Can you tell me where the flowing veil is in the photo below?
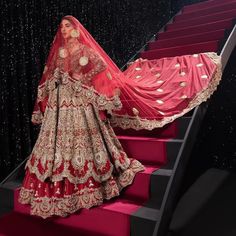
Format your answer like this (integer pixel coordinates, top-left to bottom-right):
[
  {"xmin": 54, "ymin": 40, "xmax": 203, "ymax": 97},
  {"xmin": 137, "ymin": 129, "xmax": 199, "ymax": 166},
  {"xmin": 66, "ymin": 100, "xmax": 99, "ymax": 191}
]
[{"xmin": 35, "ymin": 15, "xmax": 222, "ymax": 130}]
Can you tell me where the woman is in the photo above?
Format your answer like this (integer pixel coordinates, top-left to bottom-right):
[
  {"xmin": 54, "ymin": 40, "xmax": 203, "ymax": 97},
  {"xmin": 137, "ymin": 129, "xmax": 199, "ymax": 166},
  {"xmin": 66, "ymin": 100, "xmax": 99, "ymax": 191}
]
[
  {"xmin": 19, "ymin": 16, "xmax": 144, "ymax": 219},
  {"xmin": 19, "ymin": 15, "xmax": 221, "ymax": 218}
]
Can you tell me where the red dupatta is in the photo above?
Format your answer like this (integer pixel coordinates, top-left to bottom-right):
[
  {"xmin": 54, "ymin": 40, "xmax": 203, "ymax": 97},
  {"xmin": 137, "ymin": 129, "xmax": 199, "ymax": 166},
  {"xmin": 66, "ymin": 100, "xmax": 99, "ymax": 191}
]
[{"xmin": 32, "ymin": 15, "xmax": 222, "ymax": 130}]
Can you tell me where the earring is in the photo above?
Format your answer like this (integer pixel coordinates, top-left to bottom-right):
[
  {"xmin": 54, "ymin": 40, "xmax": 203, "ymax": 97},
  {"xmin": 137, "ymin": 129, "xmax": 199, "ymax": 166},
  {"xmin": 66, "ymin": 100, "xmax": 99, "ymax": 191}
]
[{"xmin": 71, "ymin": 29, "xmax": 80, "ymax": 38}]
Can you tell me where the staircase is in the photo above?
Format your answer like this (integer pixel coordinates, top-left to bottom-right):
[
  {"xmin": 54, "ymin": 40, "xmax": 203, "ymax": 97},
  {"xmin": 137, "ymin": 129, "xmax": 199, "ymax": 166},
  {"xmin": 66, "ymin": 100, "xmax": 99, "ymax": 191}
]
[{"xmin": 0, "ymin": 0, "xmax": 236, "ymax": 236}]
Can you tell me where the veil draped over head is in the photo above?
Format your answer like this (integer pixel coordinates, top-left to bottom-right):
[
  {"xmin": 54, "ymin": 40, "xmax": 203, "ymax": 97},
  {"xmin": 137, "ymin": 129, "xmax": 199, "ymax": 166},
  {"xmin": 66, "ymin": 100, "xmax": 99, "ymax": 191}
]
[
  {"xmin": 34, "ymin": 15, "xmax": 222, "ymax": 130},
  {"xmin": 40, "ymin": 15, "xmax": 123, "ymax": 96}
]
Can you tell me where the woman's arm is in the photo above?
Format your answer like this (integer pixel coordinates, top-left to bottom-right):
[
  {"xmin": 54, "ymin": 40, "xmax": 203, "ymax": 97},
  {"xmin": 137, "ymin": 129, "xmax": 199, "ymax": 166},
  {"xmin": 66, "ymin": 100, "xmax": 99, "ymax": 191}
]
[{"xmin": 72, "ymin": 45, "xmax": 107, "ymax": 83}]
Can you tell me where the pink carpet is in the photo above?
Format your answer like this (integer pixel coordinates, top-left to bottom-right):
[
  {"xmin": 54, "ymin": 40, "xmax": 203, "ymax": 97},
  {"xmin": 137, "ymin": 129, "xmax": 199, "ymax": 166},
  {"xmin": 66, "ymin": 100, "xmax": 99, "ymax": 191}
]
[
  {"xmin": 118, "ymin": 136, "xmax": 167, "ymax": 165},
  {"xmin": 158, "ymin": 19, "xmax": 233, "ymax": 39},
  {"xmin": 141, "ymin": 41, "xmax": 219, "ymax": 60},
  {"xmin": 176, "ymin": 2, "xmax": 236, "ymax": 21},
  {"xmin": 12, "ymin": 189, "xmax": 144, "ymax": 236},
  {"xmin": 114, "ymin": 120, "xmax": 177, "ymax": 138},
  {"xmin": 167, "ymin": 13, "xmax": 236, "ymax": 30},
  {"xmin": 182, "ymin": 0, "xmax": 236, "ymax": 13},
  {"xmin": 149, "ymin": 30, "xmax": 225, "ymax": 50}
]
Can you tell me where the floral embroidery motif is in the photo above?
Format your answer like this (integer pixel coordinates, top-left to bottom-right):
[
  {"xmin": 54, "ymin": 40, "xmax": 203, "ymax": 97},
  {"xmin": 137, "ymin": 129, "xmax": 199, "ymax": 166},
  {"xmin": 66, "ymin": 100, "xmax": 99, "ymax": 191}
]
[
  {"xmin": 79, "ymin": 56, "xmax": 89, "ymax": 66},
  {"xmin": 20, "ymin": 41, "xmax": 144, "ymax": 218},
  {"xmin": 59, "ymin": 48, "xmax": 68, "ymax": 58}
]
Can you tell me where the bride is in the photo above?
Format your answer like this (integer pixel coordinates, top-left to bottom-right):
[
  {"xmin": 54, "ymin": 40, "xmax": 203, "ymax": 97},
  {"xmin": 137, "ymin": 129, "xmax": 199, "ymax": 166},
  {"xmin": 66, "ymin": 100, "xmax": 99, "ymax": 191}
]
[{"xmin": 19, "ymin": 15, "xmax": 221, "ymax": 218}]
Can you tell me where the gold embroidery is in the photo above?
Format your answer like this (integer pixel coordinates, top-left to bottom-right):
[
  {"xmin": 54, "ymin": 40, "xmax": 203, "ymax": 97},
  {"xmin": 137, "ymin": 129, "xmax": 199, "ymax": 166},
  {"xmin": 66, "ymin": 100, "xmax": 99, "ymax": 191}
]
[
  {"xmin": 132, "ymin": 108, "xmax": 139, "ymax": 116},
  {"xmin": 156, "ymin": 100, "xmax": 164, "ymax": 104},
  {"xmin": 79, "ymin": 56, "xmax": 89, "ymax": 66},
  {"xmin": 43, "ymin": 66, "xmax": 48, "ymax": 74},
  {"xmin": 31, "ymin": 110, "xmax": 43, "ymax": 124},
  {"xmin": 19, "ymin": 160, "xmax": 144, "ymax": 218},
  {"xmin": 196, "ymin": 63, "xmax": 203, "ymax": 67},
  {"xmin": 175, "ymin": 63, "xmax": 180, "ymax": 68},
  {"xmin": 157, "ymin": 80, "xmax": 164, "ymax": 84},
  {"xmin": 180, "ymin": 82, "xmax": 187, "ymax": 87},
  {"xmin": 110, "ymin": 54, "xmax": 222, "ymax": 130},
  {"xmin": 201, "ymin": 75, "xmax": 208, "ymax": 79},
  {"xmin": 106, "ymin": 72, "xmax": 112, "ymax": 80},
  {"xmin": 59, "ymin": 48, "xmax": 68, "ymax": 58}
]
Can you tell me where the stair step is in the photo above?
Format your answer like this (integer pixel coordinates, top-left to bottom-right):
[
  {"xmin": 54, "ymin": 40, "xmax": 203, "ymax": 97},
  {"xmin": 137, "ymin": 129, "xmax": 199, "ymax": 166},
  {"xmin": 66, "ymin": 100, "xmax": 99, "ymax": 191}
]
[
  {"xmin": 131, "ymin": 206, "xmax": 161, "ymax": 236},
  {"xmin": 13, "ymin": 190, "xmax": 143, "ymax": 236},
  {"xmin": 118, "ymin": 136, "xmax": 178, "ymax": 165},
  {"xmin": 2, "ymin": 160, "xmax": 176, "ymax": 236},
  {"xmin": 122, "ymin": 165, "xmax": 160, "ymax": 202},
  {"xmin": 148, "ymin": 168, "xmax": 172, "ymax": 209},
  {"xmin": 0, "ymin": 211, "xmax": 101, "ymax": 236},
  {"xmin": 183, "ymin": 0, "xmax": 236, "ymax": 13},
  {"xmin": 174, "ymin": 9, "xmax": 236, "ymax": 24},
  {"xmin": 114, "ymin": 116, "xmax": 190, "ymax": 140},
  {"xmin": 175, "ymin": 2, "xmax": 236, "ymax": 21},
  {"xmin": 114, "ymin": 120, "xmax": 178, "ymax": 138},
  {"xmin": 149, "ymin": 29, "xmax": 225, "ymax": 50},
  {"xmin": 165, "ymin": 18, "xmax": 234, "ymax": 33},
  {"xmin": 141, "ymin": 41, "xmax": 219, "ymax": 60},
  {"xmin": 157, "ymin": 20, "xmax": 233, "ymax": 40},
  {"xmin": 167, "ymin": 12, "xmax": 236, "ymax": 31}
]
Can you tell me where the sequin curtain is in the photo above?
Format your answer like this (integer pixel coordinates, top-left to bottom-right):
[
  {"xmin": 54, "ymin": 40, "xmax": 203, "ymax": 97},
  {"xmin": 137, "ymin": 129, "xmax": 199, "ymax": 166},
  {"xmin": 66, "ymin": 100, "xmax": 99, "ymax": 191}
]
[{"xmin": 0, "ymin": 0, "xmax": 206, "ymax": 181}]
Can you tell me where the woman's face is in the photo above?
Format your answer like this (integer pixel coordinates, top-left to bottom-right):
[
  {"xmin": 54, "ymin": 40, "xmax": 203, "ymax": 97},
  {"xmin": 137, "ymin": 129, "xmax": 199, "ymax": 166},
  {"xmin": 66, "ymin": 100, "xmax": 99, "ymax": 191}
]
[{"xmin": 61, "ymin": 19, "xmax": 74, "ymax": 39}]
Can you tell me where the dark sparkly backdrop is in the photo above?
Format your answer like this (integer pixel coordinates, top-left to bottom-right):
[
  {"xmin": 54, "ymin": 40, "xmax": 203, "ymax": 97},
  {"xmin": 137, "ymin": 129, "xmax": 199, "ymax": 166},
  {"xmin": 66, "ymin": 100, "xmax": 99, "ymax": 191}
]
[
  {"xmin": 0, "ymin": 0, "xmax": 205, "ymax": 181},
  {"xmin": 184, "ymin": 46, "xmax": 236, "ymax": 185}
]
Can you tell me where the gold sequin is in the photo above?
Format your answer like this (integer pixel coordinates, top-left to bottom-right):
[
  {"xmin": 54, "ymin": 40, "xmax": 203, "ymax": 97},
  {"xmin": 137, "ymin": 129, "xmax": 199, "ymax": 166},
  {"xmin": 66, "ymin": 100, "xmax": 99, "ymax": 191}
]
[
  {"xmin": 156, "ymin": 100, "xmax": 164, "ymax": 104},
  {"xmin": 56, "ymin": 188, "xmax": 60, "ymax": 194},
  {"xmin": 89, "ymin": 180, "xmax": 94, "ymax": 187},
  {"xmin": 136, "ymin": 75, "xmax": 141, "ymax": 79},
  {"xmin": 180, "ymin": 72, "xmax": 186, "ymax": 76},
  {"xmin": 157, "ymin": 80, "xmax": 164, "ymax": 84},
  {"xmin": 201, "ymin": 75, "xmax": 208, "ymax": 79},
  {"xmin": 159, "ymin": 111, "xmax": 165, "ymax": 115},
  {"xmin": 79, "ymin": 56, "xmax": 89, "ymax": 66},
  {"xmin": 196, "ymin": 63, "xmax": 203, "ymax": 67},
  {"xmin": 157, "ymin": 88, "xmax": 163, "ymax": 92},
  {"xmin": 106, "ymin": 72, "xmax": 112, "ymax": 80},
  {"xmin": 132, "ymin": 108, "xmax": 139, "ymax": 116},
  {"xmin": 181, "ymin": 95, "xmax": 188, "ymax": 99},
  {"xmin": 175, "ymin": 63, "xmax": 180, "ymax": 68},
  {"xmin": 180, "ymin": 82, "xmax": 187, "ymax": 87},
  {"xmin": 59, "ymin": 48, "xmax": 68, "ymax": 58},
  {"xmin": 43, "ymin": 66, "xmax": 48, "ymax": 74},
  {"xmin": 135, "ymin": 67, "xmax": 141, "ymax": 71},
  {"xmin": 193, "ymin": 54, "xmax": 199, "ymax": 58},
  {"xmin": 155, "ymin": 73, "xmax": 161, "ymax": 77}
]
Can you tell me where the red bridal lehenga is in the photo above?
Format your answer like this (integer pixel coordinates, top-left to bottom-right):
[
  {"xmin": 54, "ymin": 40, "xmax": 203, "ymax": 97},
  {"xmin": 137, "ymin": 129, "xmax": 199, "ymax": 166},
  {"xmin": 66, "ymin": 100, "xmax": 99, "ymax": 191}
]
[{"xmin": 19, "ymin": 16, "xmax": 222, "ymax": 218}]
